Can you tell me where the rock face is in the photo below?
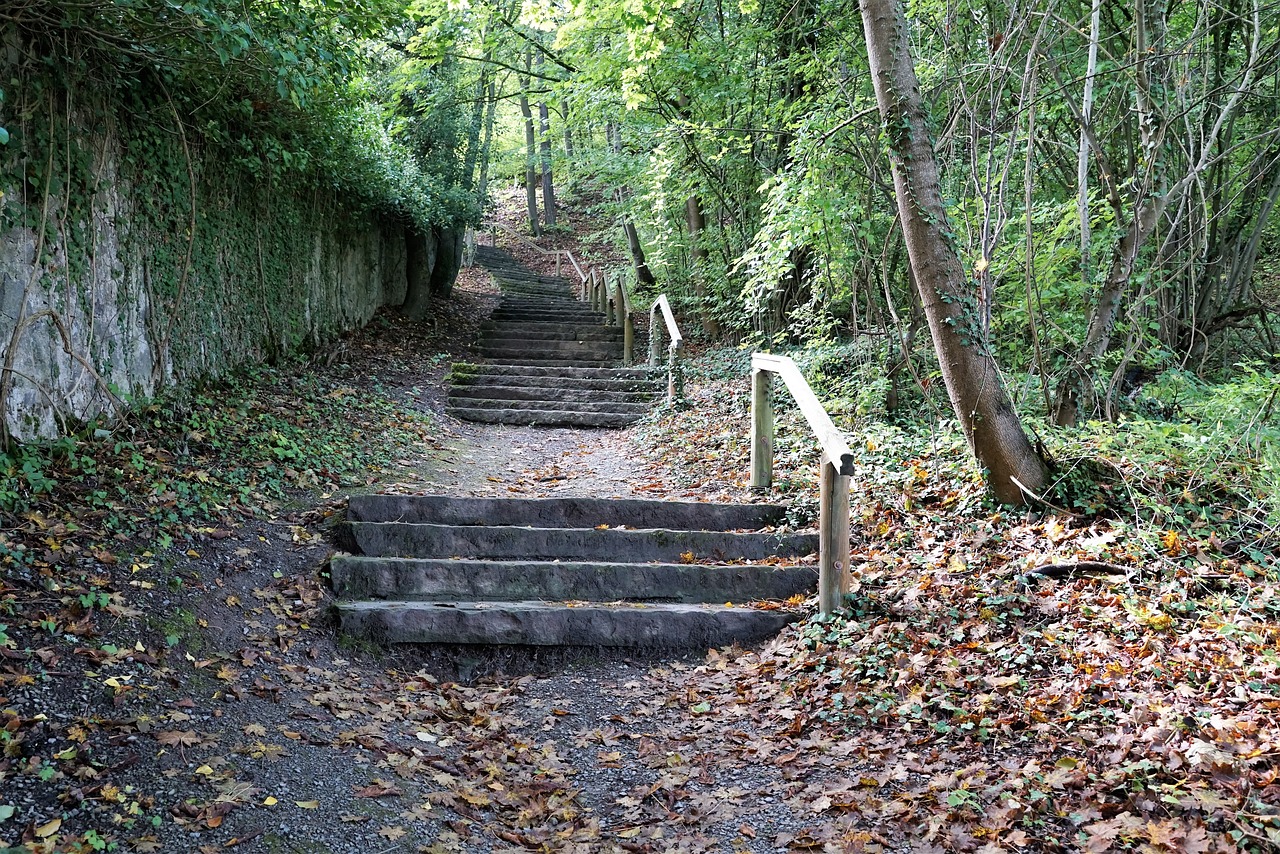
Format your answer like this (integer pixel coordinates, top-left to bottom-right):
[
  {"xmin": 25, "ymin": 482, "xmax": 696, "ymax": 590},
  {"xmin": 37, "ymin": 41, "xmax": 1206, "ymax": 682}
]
[
  {"xmin": 0, "ymin": 91, "xmax": 460, "ymax": 442},
  {"xmin": 446, "ymin": 246, "xmax": 658, "ymax": 427},
  {"xmin": 333, "ymin": 495, "xmax": 818, "ymax": 650}
]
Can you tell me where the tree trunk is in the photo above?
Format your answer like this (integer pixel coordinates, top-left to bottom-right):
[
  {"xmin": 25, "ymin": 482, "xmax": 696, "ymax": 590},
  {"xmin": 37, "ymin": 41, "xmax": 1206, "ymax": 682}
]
[
  {"xmin": 623, "ymin": 218, "xmax": 656, "ymax": 286},
  {"xmin": 561, "ymin": 99, "xmax": 575, "ymax": 159},
  {"xmin": 476, "ymin": 79, "xmax": 497, "ymax": 208},
  {"xmin": 1077, "ymin": 0, "xmax": 1102, "ymax": 288},
  {"xmin": 429, "ymin": 227, "xmax": 462, "ymax": 300},
  {"xmin": 683, "ymin": 193, "xmax": 722, "ymax": 337},
  {"xmin": 1052, "ymin": 194, "xmax": 1166, "ymax": 426},
  {"xmin": 401, "ymin": 226, "xmax": 438, "ymax": 320},
  {"xmin": 539, "ymin": 99, "xmax": 557, "ymax": 228},
  {"xmin": 518, "ymin": 51, "xmax": 539, "ymax": 235},
  {"xmin": 461, "ymin": 51, "xmax": 492, "ymax": 193},
  {"xmin": 859, "ymin": 0, "xmax": 1048, "ymax": 504}
]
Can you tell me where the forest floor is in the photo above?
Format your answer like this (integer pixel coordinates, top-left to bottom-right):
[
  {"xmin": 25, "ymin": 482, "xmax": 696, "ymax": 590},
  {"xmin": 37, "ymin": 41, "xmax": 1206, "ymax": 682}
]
[{"xmin": 2, "ymin": 192, "xmax": 1278, "ymax": 854}]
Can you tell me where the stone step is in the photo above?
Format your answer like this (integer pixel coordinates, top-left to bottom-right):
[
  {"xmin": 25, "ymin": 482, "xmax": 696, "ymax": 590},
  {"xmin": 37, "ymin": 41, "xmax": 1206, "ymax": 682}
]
[
  {"xmin": 479, "ymin": 325, "xmax": 624, "ymax": 342},
  {"xmin": 448, "ymin": 384, "xmax": 653, "ymax": 405},
  {"xmin": 480, "ymin": 336, "xmax": 623, "ymax": 351},
  {"xmin": 488, "ymin": 310, "xmax": 606, "ymax": 322},
  {"xmin": 334, "ymin": 600, "xmax": 798, "ymax": 648},
  {"xmin": 454, "ymin": 363, "xmax": 653, "ymax": 380},
  {"xmin": 475, "ymin": 357, "xmax": 622, "ymax": 368},
  {"xmin": 495, "ymin": 288, "xmax": 576, "ymax": 301},
  {"xmin": 346, "ymin": 495, "xmax": 787, "ymax": 529},
  {"xmin": 445, "ymin": 406, "xmax": 639, "ymax": 427},
  {"xmin": 330, "ymin": 557, "xmax": 815, "ymax": 603},
  {"xmin": 447, "ymin": 396, "xmax": 647, "ymax": 415},
  {"xmin": 347, "ymin": 522, "xmax": 818, "ymax": 562},
  {"xmin": 479, "ymin": 344, "xmax": 623, "ymax": 361},
  {"xmin": 451, "ymin": 373, "xmax": 655, "ymax": 393},
  {"xmin": 495, "ymin": 294, "xmax": 594, "ymax": 305}
]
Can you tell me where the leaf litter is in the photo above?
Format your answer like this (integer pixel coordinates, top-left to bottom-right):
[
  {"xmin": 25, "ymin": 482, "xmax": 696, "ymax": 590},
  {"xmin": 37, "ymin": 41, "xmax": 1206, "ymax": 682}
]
[{"xmin": 1, "ymin": 230, "xmax": 1277, "ymax": 852}]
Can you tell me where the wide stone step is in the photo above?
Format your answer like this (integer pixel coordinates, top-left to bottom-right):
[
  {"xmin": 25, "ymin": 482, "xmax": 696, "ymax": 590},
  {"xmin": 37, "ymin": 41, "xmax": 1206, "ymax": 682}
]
[
  {"xmin": 445, "ymin": 406, "xmax": 639, "ymax": 427},
  {"xmin": 480, "ymin": 337, "xmax": 622, "ymax": 352},
  {"xmin": 476, "ymin": 357, "xmax": 622, "ymax": 368},
  {"xmin": 489, "ymin": 310, "xmax": 606, "ymax": 322},
  {"xmin": 457, "ymin": 363, "xmax": 653, "ymax": 380},
  {"xmin": 498, "ymin": 295, "xmax": 587, "ymax": 306},
  {"xmin": 447, "ymin": 397, "xmax": 647, "ymax": 415},
  {"xmin": 479, "ymin": 346, "xmax": 623, "ymax": 363},
  {"xmin": 330, "ymin": 557, "xmax": 815, "ymax": 603},
  {"xmin": 495, "ymin": 289, "xmax": 576, "ymax": 301},
  {"xmin": 334, "ymin": 600, "xmax": 798, "ymax": 648},
  {"xmin": 451, "ymin": 374, "xmax": 656, "ymax": 393},
  {"xmin": 348, "ymin": 522, "xmax": 818, "ymax": 562},
  {"xmin": 448, "ymin": 384, "xmax": 653, "ymax": 405},
  {"xmin": 346, "ymin": 495, "xmax": 787, "ymax": 529},
  {"xmin": 479, "ymin": 325, "xmax": 624, "ymax": 342}
]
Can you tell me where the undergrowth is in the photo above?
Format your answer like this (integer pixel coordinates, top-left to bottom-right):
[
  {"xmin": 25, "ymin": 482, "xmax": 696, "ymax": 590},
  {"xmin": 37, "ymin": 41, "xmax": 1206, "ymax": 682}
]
[
  {"xmin": 0, "ymin": 351, "xmax": 435, "ymax": 579},
  {"xmin": 638, "ymin": 343, "xmax": 1280, "ymax": 851}
]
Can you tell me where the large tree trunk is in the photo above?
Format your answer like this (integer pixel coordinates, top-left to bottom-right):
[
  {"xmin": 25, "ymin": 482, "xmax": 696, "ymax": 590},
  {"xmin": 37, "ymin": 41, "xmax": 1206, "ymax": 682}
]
[
  {"xmin": 429, "ymin": 227, "xmax": 462, "ymax": 300},
  {"xmin": 859, "ymin": 0, "xmax": 1047, "ymax": 504},
  {"xmin": 401, "ymin": 226, "xmax": 438, "ymax": 320}
]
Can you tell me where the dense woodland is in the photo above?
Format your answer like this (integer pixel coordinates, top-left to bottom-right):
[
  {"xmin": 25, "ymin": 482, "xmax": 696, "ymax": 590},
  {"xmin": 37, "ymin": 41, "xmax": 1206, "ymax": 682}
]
[
  {"xmin": 3, "ymin": 0, "xmax": 1279, "ymax": 508},
  {"xmin": 2, "ymin": 3, "xmax": 1280, "ymax": 852}
]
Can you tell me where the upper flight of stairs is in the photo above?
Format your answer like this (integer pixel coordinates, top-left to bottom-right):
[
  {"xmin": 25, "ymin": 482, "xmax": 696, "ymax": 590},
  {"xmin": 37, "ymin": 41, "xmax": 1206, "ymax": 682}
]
[
  {"xmin": 447, "ymin": 245, "xmax": 657, "ymax": 428},
  {"xmin": 333, "ymin": 495, "xmax": 818, "ymax": 650}
]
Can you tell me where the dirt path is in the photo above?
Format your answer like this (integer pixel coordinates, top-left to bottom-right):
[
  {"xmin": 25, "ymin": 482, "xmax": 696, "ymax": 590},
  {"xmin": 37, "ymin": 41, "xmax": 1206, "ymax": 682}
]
[
  {"xmin": 0, "ymin": 251, "xmax": 834, "ymax": 853},
  {"xmin": 123, "ymin": 420, "xmax": 827, "ymax": 854}
]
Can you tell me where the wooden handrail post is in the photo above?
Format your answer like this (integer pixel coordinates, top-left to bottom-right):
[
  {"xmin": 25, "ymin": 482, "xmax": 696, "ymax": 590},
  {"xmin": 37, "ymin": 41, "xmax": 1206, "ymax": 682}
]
[
  {"xmin": 666, "ymin": 345, "xmax": 682, "ymax": 404},
  {"xmin": 612, "ymin": 277, "xmax": 625, "ymax": 328},
  {"xmin": 750, "ymin": 366, "xmax": 774, "ymax": 490},
  {"xmin": 556, "ymin": 252, "xmax": 562, "ymax": 277},
  {"xmin": 818, "ymin": 456, "xmax": 852, "ymax": 614},
  {"xmin": 619, "ymin": 274, "xmax": 634, "ymax": 365},
  {"xmin": 649, "ymin": 305, "xmax": 661, "ymax": 366}
]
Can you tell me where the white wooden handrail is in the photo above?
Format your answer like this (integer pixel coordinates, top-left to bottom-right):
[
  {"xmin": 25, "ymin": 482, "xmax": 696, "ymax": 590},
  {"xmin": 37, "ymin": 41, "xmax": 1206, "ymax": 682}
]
[
  {"xmin": 649, "ymin": 295, "xmax": 683, "ymax": 403},
  {"xmin": 750, "ymin": 353, "xmax": 853, "ymax": 614}
]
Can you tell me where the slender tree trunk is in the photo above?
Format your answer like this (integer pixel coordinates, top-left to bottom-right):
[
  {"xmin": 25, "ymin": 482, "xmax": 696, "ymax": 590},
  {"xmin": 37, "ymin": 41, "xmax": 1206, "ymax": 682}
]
[
  {"xmin": 859, "ymin": 0, "xmax": 1048, "ymax": 504},
  {"xmin": 539, "ymin": 100, "xmax": 557, "ymax": 227},
  {"xmin": 608, "ymin": 124, "xmax": 657, "ymax": 287},
  {"xmin": 1077, "ymin": 0, "xmax": 1101, "ymax": 287},
  {"xmin": 623, "ymin": 218, "xmax": 656, "ymax": 286},
  {"xmin": 476, "ymin": 80, "xmax": 497, "ymax": 208},
  {"xmin": 518, "ymin": 51, "xmax": 539, "ymax": 235},
  {"xmin": 683, "ymin": 193, "xmax": 722, "ymax": 336},
  {"xmin": 561, "ymin": 100, "xmax": 575, "ymax": 160},
  {"xmin": 461, "ymin": 50, "xmax": 492, "ymax": 193},
  {"xmin": 536, "ymin": 53, "xmax": 557, "ymax": 228}
]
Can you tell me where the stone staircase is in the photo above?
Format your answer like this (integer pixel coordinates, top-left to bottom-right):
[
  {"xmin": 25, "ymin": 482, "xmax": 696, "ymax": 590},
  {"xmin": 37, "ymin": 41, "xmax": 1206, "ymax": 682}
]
[
  {"xmin": 446, "ymin": 246, "xmax": 657, "ymax": 428},
  {"xmin": 332, "ymin": 496, "xmax": 817, "ymax": 650}
]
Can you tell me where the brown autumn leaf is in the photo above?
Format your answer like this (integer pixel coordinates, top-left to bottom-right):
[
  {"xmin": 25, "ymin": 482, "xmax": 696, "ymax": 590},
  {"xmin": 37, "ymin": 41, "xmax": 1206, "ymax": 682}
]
[
  {"xmin": 354, "ymin": 782, "xmax": 402, "ymax": 799},
  {"xmin": 378, "ymin": 825, "xmax": 407, "ymax": 841},
  {"xmin": 155, "ymin": 730, "xmax": 200, "ymax": 748}
]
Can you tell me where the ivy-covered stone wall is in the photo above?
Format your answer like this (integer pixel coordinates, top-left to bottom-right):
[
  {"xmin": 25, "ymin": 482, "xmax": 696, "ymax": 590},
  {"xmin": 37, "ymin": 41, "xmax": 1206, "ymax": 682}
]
[{"xmin": 0, "ymin": 96, "xmax": 418, "ymax": 443}]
